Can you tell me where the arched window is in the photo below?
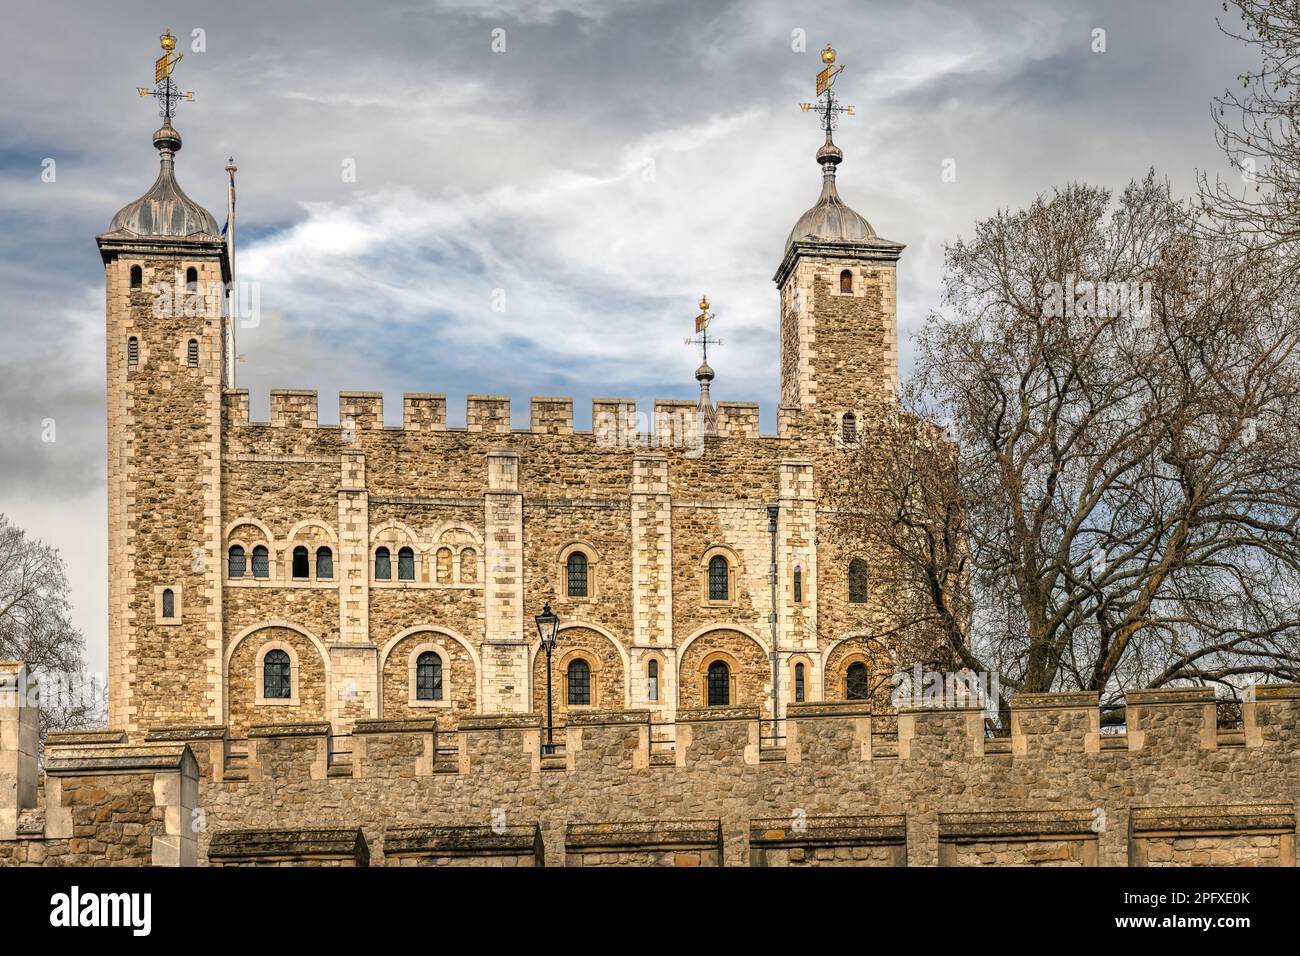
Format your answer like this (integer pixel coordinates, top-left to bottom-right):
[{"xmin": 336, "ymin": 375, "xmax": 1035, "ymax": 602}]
[
  {"xmin": 416, "ymin": 652, "xmax": 443, "ymax": 701},
  {"xmin": 291, "ymin": 546, "xmax": 309, "ymax": 579},
  {"xmin": 459, "ymin": 548, "xmax": 477, "ymax": 583},
  {"xmin": 251, "ymin": 545, "xmax": 269, "ymax": 579},
  {"xmin": 397, "ymin": 546, "xmax": 415, "ymax": 581},
  {"xmin": 187, "ymin": 339, "xmax": 199, "ymax": 367},
  {"xmin": 647, "ymin": 659, "xmax": 659, "ymax": 702},
  {"xmin": 185, "ymin": 266, "xmax": 198, "ymax": 292},
  {"xmin": 846, "ymin": 661, "xmax": 870, "ymax": 700},
  {"xmin": 375, "ymin": 547, "xmax": 391, "ymax": 580},
  {"xmin": 130, "ymin": 265, "xmax": 142, "ymax": 289},
  {"xmin": 848, "ymin": 558, "xmax": 869, "ymax": 604},
  {"xmin": 795, "ymin": 662, "xmax": 806, "ymax": 703},
  {"xmin": 161, "ymin": 588, "xmax": 175, "ymax": 618},
  {"xmin": 707, "ymin": 660, "xmax": 730, "ymax": 706},
  {"xmin": 708, "ymin": 555, "xmax": 730, "ymax": 601},
  {"xmin": 566, "ymin": 551, "xmax": 588, "ymax": 598},
  {"xmin": 793, "ymin": 565, "xmax": 803, "ymax": 603},
  {"xmin": 842, "ymin": 411, "xmax": 857, "ymax": 443},
  {"xmin": 840, "ymin": 269, "xmax": 853, "ymax": 293},
  {"xmin": 436, "ymin": 548, "xmax": 452, "ymax": 584},
  {"xmin": 228, "ymin": 545, "xmax": 246, "ymax": 578},
  {"xmin": 315, "ymin": 547, "xmax": 333, "ymax": 580},
  {"xmin": 127, "ymin": 336, "xmax": 140, "ymax": 367},
  {"xmin": 567, "ymin": 659, "xmax": 591, "ymax": 706},
  {"xmin": 263, "ymin": 650, "xmax": 291, "ymax": 700}
]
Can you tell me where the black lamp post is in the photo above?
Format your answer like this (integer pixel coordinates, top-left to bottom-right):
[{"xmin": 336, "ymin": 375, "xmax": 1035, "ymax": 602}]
[{"xmin": 535, "ymin": 601, "xmax": 561, "ymax": 755}]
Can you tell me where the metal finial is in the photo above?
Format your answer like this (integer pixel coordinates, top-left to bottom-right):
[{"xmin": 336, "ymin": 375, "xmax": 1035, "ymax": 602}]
[
  {"xmin": 799, "ymin": 42, "xmax": 854, "ymax": 138},
  {"xmin": 136, "ymin": 28, "xmax": 194, "ymax": 120}
]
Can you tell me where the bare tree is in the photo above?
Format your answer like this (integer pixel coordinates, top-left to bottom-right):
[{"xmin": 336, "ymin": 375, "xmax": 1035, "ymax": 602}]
[
  {"xmin": 1206, "ymin": 0, "xmax": 1300, "ymax": 254},
  {"xmin": 829, "ymin": 174, "xmax": 1300, "ymax": 705},
  {"xmin": 0, "ymin": 514, "xmax": 103, "ymax": 736}
]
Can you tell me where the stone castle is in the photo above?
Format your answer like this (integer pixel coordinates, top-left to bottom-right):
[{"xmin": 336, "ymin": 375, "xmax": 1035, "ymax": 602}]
[{"xmin": 1, "ymin": 44, "xmax": 1297, "ymax": 867}]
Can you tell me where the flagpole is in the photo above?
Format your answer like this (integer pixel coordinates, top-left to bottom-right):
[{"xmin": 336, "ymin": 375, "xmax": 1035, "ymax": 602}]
[{"xmin": 224, "ymin": 157, "xmax": 237, "ymax": 388}]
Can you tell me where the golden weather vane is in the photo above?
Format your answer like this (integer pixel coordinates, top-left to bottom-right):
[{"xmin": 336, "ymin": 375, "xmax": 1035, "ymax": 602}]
[
  {"xmin": 684, "ymin": 295, "xmax": 722, "ymax": 364},
  {"xmin": 799, "ymin": 44, "xmax": 854, "ymax": 129},
  {"xmin": 136, "ymin": 29, "xmax": 194, "ymax": 119}
]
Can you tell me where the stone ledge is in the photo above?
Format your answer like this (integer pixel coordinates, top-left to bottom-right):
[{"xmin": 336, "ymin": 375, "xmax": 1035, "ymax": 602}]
[
  {"xmin": 785, "ymin": 701, "xmax": 873, "ymax": 719},
  {"xmin": 565, "ymin": 709, "xmax": 651, "ymax": 727},
  {"xmin": 938, "ymin": 809, "xmax": 1098, "ymax": 840},
  {"xmin": 384, "ymin": 824, "xmax": 541, "ymax": 858},
  {"xmin": 1131, "ymin": 804, "xmax": 1296, "ymax": 834},
  {"xmin": 750, "ymin": 814, "xmax": 906, "ymax": 847},
  {"xmin": 1252, "ymin": 684, "xmax": 1300, "ymax": 701},
  {"xmin": 1011, "ymin": 692, "xmax": 1100, "ymax": 711},
  {"xmin": 209, "ymin": 827, "xmax": 369, "ymax": 865},
  {"xmin": 459, "ymin": 713, "xmax": 541, "ymax": 731},
  {"xmin": 248, "ymin": 722, "xmax": 331, "ymax": 738},
  {"xmin": 44, "ymin": 743, "xmax": 193, "ymax": 775},
  {"xmin": 46, "ymin": 729, "xmax": 128, "ymax": 746},
  {"xmin": 145, "ymin": 725, "xmax": 227, "ymax": 742},
  {"xmin": 1125, "ymin": 687, "xmax": 1215, "ymax": 706},
  {"xmin": 566, "ymin": 818, "xmax": 722, "ymax": 851},
  {"xmin": 677, "ymin": 706, "xmax": 760, "ymax": 723},
  {"xmin": 352, "ymin": 719, "xmax": 437, "ymax": 735}
]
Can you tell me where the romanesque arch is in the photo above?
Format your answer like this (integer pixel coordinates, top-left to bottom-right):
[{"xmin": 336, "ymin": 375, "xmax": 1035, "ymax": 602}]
[
  {"xmin": 677, "ymin": 625, "xmax": 770, "ymax": 715},
  {"xmin": 224, "ymin": 621, "xmax": 330, "ymax": 736},
  {"xmin": 529, "ymin": 622, "xmax": 629, "ymax": 717},
  {"xmin": 378, "ymin": 625, "xmax": 480, "ymax": 727}
]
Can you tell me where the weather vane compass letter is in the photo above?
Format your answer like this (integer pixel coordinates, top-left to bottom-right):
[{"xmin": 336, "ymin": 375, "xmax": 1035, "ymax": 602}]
[
  {"xmin": 136, "ymin": 29, "xmax": 193, "ymax": 119},
  {"xmin": 799, "ymin": 44, "xmax": 854, "ymax": 133}
]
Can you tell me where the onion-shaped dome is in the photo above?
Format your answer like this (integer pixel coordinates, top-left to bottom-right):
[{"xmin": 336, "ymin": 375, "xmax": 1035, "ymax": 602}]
[{"xmin": 106, "ymin": 121, "xmax": 220, "ymax": 238}]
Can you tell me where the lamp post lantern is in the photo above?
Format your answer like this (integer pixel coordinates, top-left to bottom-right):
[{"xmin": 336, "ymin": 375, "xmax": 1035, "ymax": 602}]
[{"xmin": 535, "ymin": 601, "xmax": 561, "ymax": 755}]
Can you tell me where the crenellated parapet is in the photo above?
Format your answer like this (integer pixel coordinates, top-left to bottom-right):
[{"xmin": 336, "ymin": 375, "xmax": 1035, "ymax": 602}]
[
  {"xmin": 219, "ymin": 389, "xmax": 788, "ymax": 445},
  {"xmin": 9, "ymin": 678, "xmax": 1300, "ymax": 866}
]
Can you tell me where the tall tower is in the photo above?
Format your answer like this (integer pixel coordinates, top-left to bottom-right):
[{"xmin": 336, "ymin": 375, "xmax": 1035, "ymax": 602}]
[
  {"xmin": 774, "ymin": 45, "xmax": 904, "ymax": 440},
  {"xmin": 97, "ymin": 31, "xmax": 229, "ymax": 735}
]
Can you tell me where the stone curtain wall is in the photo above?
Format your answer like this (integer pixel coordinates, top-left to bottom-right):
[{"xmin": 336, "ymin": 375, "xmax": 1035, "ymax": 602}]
[{"xmin": 7, "ymin": 682, "xmax": 1297, "ymax": 867}]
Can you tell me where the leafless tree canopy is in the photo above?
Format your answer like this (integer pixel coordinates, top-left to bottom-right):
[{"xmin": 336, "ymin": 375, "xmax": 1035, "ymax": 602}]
[
  {"xmin": 1207, "ymin": 0, "xmax": 1300, "ymax": 254},
  {"xmin": 830, "ymin": 174, "xmax": 1300, "ymax": 703},
  {"xmin": 0, "ymin": 514, "xmax": 102, "ymax": 734}
]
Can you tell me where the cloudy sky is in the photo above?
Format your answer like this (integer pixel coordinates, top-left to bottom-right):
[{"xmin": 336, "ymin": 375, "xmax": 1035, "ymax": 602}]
[{"xmin": 0, "ymin": 0, "xmax": 1256, "ymax": 675}]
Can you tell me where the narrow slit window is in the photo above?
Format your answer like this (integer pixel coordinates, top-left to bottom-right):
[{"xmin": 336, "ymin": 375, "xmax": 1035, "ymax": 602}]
[
  {"xmin": 228, "ymin": 545, "xmax": 246, "ymax": 578},
  {"xmin": 251, "ymin": 545, "xmax": 270, "ymax": 579},
  {"xmin": 398, "ymin": 546, "xmax": 415, "ymax": 580},
  {"xmin": 375, "ymin": 547, "xmax": 391, "ymax": 580},
  {"xmin": 795, "ymin": 663, "xmax": 806, "ymax": 703},
  {"xmin": 315, "ymin": 547, "xmax": 333, "ymax": 580},
  {"xmin": 187, "ymin": 339, "xmax": 199, "ymax": 367},
  {"xmin": 127, "ymin": 336, "xmax": 140, "ymax": 367},
  {"xmin": 161, "ymin": 588, "xmax": 175, "ymax": 618},
  {"xmin": 647, "ymin": 659, "xmax": 659, "ymax": 702},
  {"xmin": 292, "ymin": 546, "xmax": 309, "ymax": 579}
]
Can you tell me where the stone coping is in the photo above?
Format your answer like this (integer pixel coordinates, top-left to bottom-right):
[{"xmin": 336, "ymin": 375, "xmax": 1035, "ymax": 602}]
[
  {"xmin": 248, "ymin": 722, "xmax": 332, "ymax": 739},
  {"xmin": 1131, "ymin": 804, "xmax": 1296, "ymax": 834},
  {"xmin": 938, "ymin": 809, "xmax": 1098, "ymax": 840},
  {"xmin": 1124, "ymin": 687, "xmax": 1215, "ymax": 706},
  {"xmin": 566, "ymin": 819, "xmax": 722, "ymax": 851},
  {"xmin": 44, "ymin": 743, "xmax": 193, "ymax": 775},
  {"xmin": 145, "ymin": 725, "xmax": 227, "ymax": 742},
  {"xmin": 750, "ymin": 814, "xmax": 907, "ymax": 847},
  {"xmin": 458, "ymin": 713, "xmax": 542, "ymax": 731},
  {"xmin": 785, "ymin": 701, "xmax": 873, "ymax": 719},
  {"xmin": 1252, "ymin": 684, "xmax": 1300, "ymax": 701},
  {"xmin": 677, "ymin": 706, "xmax": 760, "ymax": 723},
  {"xmin": 565, "ymin": 709, "xmax": 651, "ymax": 727},
  {"xmin": 898, "ymin": 700, "xmax": 988, "ymax": 715},
  {"xmin": 46, "ymin": 729, "xmax": 128, "ymax": 746},
  {"xmin": 209, "ymin": 828, "xmax": 369, "ymax": 865},
  {"xmin": 351, "ymin": 718, "xmax": 437, "ymax": 735},
  {"xmin": 384, "ymin": 824, "xmax": 541, "ymax": 856},
  {"xmin": 1010, "ymin": 692, "xmax": 1100, "ymax": 711}
]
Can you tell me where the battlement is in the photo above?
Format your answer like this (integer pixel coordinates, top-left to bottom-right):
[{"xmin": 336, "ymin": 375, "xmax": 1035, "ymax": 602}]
[
  {"xmin": 221, "ymin": 389, "xmax": 784, "ymax": 442},
  {"xmin": 9, "ymin": 682, "xmax": 1296, "ymax": 865}
]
